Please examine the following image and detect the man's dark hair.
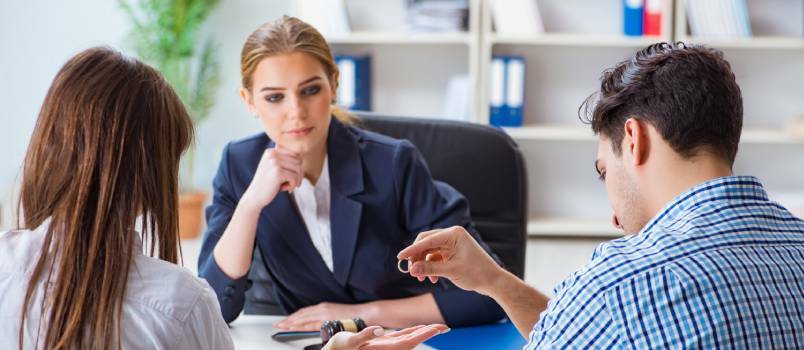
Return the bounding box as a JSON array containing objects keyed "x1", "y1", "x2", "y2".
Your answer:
[{"x1": 581, "y1": 42, "x2": 743, "y2": 165}]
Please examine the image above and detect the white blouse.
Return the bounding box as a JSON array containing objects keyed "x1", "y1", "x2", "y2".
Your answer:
[
  {"x1": 0, "y1": 220, "x2": 233, "y2": 349},
  {"x1": 293, "y1": 156, "x2": 334, "y2": 272}
]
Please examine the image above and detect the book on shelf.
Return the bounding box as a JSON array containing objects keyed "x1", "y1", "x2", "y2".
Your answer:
[
  {"x1": 292, "y1": 0, "x2": 351, "y2": 37},
  {"x1": 335, "y1": 55, "x2": 372, "y2": 112},
  {"x1": 686, "y1": 0, "x2": 752, "y2": 38},
  {"x1": 489, "y1": 0, "x2": 544, "y2": 37},
  {"x1": 489, "y1": 55, "x2": 525, "y2": 127},
  {"x1": 405, "y1": 0, "x2": 469, "y2": 33}
]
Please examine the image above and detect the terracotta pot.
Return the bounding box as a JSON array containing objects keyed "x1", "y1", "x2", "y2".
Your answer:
[{"x1": 179, "y1": 190, "x2": 208, "y2": 239}]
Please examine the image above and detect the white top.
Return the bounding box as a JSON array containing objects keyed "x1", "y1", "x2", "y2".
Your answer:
[
  {"x1": 0, "y1": 220, "x2": 234, "y2": 350},
  {"x1": 293, "y1": 157, "x2": 334, "y2": 272}
]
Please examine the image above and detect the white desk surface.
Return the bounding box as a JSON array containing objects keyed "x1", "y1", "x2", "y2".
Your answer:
[{"x1": 229, "y1": 315, "x2": 434, "y2": 350}]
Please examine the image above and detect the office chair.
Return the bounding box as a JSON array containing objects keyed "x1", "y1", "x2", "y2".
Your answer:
[{"x1": 244, "y1": 112, "x2": 528, "y2": 315}]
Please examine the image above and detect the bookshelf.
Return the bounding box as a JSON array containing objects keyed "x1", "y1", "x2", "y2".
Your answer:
[
  {"x1": 319, "y1": 0, "x2": 483, "y2": 122},
  {"x1": 303, "y1": 0, "x2": 804, "y2": 239},
  {"x1": 482, "y1": 0, "x2": 804, "y2": 239},
  {"x1": 674, "y1": 0, "x2": 804, "y2": 50}
]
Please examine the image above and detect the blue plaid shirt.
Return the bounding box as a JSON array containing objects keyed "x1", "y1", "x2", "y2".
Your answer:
[{"x1": 526, "y1": 176, "x2": 804, "y2": 349}]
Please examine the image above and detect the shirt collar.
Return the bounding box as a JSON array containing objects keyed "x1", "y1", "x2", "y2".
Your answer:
[{"x1": 641, "y1": 175, "x2": 768, "y2": 233}]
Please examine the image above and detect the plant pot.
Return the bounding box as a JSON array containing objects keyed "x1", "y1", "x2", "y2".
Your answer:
[{"x1": 179, "y1": 190, "x2": 208, "y2": 239}]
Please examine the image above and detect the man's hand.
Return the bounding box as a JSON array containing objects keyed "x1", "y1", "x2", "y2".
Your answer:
[
  {"x1": 398, "y1": 226, "x2": 551, "y2": 338},
  {"x1": 396, "y1": 226, "x2": 507, "y2": 296},
  {"x1": 275, "y1": 302, "x2": 375, "y2": 331},
  {"x1": 323, "y1": 324, "x2": 449, "y2": 350}
]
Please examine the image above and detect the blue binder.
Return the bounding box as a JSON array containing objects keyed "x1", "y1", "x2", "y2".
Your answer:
[
  {"x1": 335, "y1": 55, "x2": 372, "y2": 111},
  {"x1": 490, "y1": 55, "x2": 525, "y2": 127},
  {"x1": 623, "y1": 0, "x2": 644, "y2": 36},
  {"x1": 489, "y1": 56, "x2": 507, "y2": 126},
  {"x1": 505, "y1": 56, "x2": 525, "y2": 127}
]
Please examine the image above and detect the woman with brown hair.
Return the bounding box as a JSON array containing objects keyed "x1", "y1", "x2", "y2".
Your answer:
[
  {"x1": 0, "y1": 46, "x2": 443, "y2": 350},
  {"x1": 0, "y1": 47, "x2": 232, "y2": 349},
  {"x1": 199, "y1": 15, "x2": 505, "y2": 332}
]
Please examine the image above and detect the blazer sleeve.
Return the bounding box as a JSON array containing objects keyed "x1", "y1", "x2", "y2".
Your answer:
[
  {"x1": 198, "y1": 144, "x2": 252, "y2": 323},
  {"x1": 392, "y1": 140, "x2": 506, "y2": 327}
]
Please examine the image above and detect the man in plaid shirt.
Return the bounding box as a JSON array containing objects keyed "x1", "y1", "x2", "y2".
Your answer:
[{"x1": 398, "y1": 42, "x2": 804, "y2": 349}]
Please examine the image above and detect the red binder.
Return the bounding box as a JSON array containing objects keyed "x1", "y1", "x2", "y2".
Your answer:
[{"x1": 644, "y1": 0, "x2": 662, "y2": 36}]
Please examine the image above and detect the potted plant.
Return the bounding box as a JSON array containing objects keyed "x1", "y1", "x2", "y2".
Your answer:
[{"x1": 121, "y1": 0, "x2": 221, "y2": 238}]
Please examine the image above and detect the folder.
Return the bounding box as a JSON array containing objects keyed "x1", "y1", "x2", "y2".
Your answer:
[
  {"x1": 504, "y1": 56, "x2": 525, "y2": 127},
  {"x1": 489, "y1": 56, "x2": 507, "y2": 126},
  {"x1": 335, "y1": 55, "x2": 372, "y2": 111},
  {"x1": 623, "y1": 0, "x2": 644, "y2": 36}
]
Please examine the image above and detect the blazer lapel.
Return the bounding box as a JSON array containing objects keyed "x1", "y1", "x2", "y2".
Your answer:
[{"x1": 328, "y1": 119, "x2": 364, "y2": 286}]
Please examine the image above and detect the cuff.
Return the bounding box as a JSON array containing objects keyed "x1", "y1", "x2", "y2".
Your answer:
[{"x1": 199, "y1": 255, "x2": 252, "y2": 323}]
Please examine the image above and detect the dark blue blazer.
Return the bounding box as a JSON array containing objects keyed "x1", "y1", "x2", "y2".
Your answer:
[{"x1": 198, "y1": 118, "x2": 505, "y2": 327}]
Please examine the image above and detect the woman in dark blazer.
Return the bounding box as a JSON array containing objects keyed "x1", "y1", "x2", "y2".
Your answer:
[{"x1": 198, "y1": 16, "x2": 505, "y2": 331}]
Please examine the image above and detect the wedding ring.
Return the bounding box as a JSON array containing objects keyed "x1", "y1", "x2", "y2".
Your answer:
[{"x1": 397, "y1": 259, "x2": 410, "y2": 273}]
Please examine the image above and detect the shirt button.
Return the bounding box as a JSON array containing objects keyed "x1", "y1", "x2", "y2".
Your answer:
[
  {"x1": 222, "y1": 296, "x2": 232, "y2": 303},
  {"x1": 224, "y1": 286, "x2": 235, "y2": 296}
]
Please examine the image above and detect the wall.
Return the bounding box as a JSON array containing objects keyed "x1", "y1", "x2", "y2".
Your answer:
[{"x1": 0, "y1": 0, "x2": 291, "y2": 229}]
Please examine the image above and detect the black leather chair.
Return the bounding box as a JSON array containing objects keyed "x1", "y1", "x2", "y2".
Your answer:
[{"x1": 244, "y1": 112, "x2": 528, "y2": 315}]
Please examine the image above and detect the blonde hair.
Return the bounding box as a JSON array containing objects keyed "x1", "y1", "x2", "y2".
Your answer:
[{"x1": 241, "y1": 15, "x2": 355, "y2": 124}]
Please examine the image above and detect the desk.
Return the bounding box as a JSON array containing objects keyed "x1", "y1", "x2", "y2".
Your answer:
[{"x1": 229, "y1": 315, "x2": 526, "y2": 350}]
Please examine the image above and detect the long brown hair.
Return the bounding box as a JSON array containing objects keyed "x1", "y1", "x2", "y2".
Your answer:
[
  {"x1": 240, "y1": 15, "x2": 355, "y2": 123},
  {"x1": 17, "y1": 47, "x2": 194, "y2": 349}
]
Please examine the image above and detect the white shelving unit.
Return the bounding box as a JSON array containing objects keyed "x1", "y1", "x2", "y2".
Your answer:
[
  {"x1": 487, "y1": 0, "x2": 804, "y2": 238},
  {"x1": 479, "y1": 0, "x2": 675, "y2": 238},
  {"x1": 674, "y1": 0, "x2": 804, "y2": 50},
  {"x1": 320, "y1": 0, "x2": 483, "y2": 122},
  {"x1": 303, "y1": 0, "x2": 804, "y2": 239}
]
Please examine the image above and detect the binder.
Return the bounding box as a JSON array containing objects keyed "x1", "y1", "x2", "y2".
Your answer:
[
  {"x1": 504, "y1": 56, "x2": 525, "y2": 127},
  {"x1": 335, "y1": 55, "x2": 372, "y2": 111},
  {"x1": 489, "y1": 56, "x2": 507, "y2": 126},
  {"x1": 623, "y1": 0, "x2": 644, "y2": 36},
  {"x1": 643, "y1": 0, "x2": 662, "y2": 36},
  {"x1": 490, "y1": 56, "x2": 525, "y2": 127}
]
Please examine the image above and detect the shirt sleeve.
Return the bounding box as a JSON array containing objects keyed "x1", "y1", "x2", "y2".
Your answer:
[
  {"x1": 173, "y1": 283, "x2": 235, "y2": 350},
  {"x1": 197, "y1": 144, "x2": 252, "y2": 323},
  {"x1": 524, "y1": 269, "x2": 622, "y2": 349},
  {"x1": 392, "y1": 140, "x2": 506, "y2": 327}
]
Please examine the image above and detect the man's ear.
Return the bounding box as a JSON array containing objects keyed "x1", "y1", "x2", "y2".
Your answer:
[
  {"x1": 240, "y1": 87, "x2": 258, "y2": 116},
  {"x1": 623, "y1": 118, "x2": 649, "y2": 166}
]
